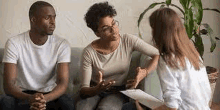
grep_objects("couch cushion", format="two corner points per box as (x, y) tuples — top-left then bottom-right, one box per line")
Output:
(67, 47), (84, 95)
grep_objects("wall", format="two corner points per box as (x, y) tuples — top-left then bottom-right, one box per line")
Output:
(0, 0), (219, 69)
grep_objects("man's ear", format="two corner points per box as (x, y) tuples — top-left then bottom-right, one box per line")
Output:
(31, 17), (36, 24)
(95, 32), (101, 38)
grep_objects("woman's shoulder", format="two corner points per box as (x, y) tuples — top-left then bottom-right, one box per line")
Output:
(83, 43), (94, 54)
(120, 33), (139, 44)
(121, 33), (138, 39)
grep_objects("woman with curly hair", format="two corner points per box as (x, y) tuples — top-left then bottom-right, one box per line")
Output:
(76, 2), (159, 110)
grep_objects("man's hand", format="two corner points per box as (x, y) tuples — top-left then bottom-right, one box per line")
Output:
(95, 71), (115, 92)
(126, 67), (148, 89)
(29, 93), (46, 110)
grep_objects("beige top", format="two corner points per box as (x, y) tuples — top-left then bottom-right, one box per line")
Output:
(80, 33), (159, 87)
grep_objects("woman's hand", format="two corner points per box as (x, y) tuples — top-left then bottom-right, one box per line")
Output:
(211, 102), (220, 110)
(135, 100), (144, 110)
(95, 71), (115, 92)
(126, 67), (148, 89)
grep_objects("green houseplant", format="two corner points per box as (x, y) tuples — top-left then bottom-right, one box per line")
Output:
(138, 0), (220, 58)
(137, 0), (220, 82)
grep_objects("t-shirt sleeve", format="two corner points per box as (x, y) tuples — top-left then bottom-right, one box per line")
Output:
(126, 34), (159, 57)
(2, 39), (18, 64)
(57, 40), (71, 63)
(80, 48), (93, 88)
(157, 58), (182, 108)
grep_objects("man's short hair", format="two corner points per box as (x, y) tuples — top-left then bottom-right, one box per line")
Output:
(29, 1), (53, 19)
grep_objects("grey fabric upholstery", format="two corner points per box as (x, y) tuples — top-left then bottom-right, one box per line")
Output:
(0, 48), (142, 99)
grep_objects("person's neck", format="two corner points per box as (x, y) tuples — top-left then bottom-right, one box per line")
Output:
(29, 30), (48, 46)
(98, 38), (119, 50)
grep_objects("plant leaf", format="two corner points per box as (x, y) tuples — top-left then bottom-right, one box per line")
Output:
(184, 8), (194, 39)
(203, 8), (220, 14)
(138, 2), (165, 27)
(180, 0), (190, 10)
(170, 3), (185, 15)
(160, 4), (166, 8)
(191, 0), (203, 25)
(137, 2), (165, 38)
(194, 33), (204, 57)
(202, 23), (216, 52)
(166, 0), (171, 7)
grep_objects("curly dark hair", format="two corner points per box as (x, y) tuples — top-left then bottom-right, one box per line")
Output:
(84, 2), (117, 33)
(29, 1), (53, 20)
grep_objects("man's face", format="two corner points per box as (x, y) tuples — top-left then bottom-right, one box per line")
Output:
(32, 6), (56, 35)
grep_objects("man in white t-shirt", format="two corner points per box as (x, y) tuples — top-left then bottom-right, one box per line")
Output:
(0, 1), (74, 110)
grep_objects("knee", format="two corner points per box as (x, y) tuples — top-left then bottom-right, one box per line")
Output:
(76, 96), (99, 110)
(76, 98), (92, 110)
(0, 95), (16, 109)
(56, 95), (74, 110)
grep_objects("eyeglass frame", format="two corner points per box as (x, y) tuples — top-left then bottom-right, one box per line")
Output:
(97, 20), (119, 34)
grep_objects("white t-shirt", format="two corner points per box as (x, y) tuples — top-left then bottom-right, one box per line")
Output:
(80, 33), (159, 87)
(157, 57), (211, 110)
(2, 31), (71, 92)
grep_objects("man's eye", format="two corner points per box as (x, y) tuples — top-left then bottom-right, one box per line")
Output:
(45, 17), (50, 20)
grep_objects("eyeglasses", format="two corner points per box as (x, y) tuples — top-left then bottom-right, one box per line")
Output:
(99, 20), (119, 34)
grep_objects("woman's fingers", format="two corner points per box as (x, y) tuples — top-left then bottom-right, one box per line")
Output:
(135, 100), (144, 110)
(136, 67), (141, 73)
(98, 71), (103, 83)
(126, 83), (134, 89)
(126, 79), (138, 89)
(98, 80), (115, 91)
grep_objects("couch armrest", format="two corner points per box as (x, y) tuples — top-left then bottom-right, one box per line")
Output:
(139, 54), (163, 101)
(0, 62), (4, 95)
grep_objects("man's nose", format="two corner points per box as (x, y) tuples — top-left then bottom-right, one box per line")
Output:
(50, 17), (55, 24)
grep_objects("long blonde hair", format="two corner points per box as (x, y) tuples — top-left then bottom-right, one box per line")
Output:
(149, 8), (202, 70)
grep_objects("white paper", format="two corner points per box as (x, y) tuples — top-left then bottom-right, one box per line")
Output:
(121, 89), (163, 109)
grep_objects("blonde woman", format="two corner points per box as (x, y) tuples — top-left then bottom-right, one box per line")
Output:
(150, 8), (211, 110)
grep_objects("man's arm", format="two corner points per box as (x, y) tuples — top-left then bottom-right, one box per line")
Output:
(3, 63), (31, 100)
(43, 63), (69, 102)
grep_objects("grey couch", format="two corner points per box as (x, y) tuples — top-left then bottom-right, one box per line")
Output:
(0, 47), (163, 101)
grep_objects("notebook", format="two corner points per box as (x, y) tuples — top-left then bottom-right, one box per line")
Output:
(120, 89), (163, 109)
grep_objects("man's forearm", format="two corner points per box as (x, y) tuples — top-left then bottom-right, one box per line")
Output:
(44, 80), (68, 102)
(4, 80), (31, 101)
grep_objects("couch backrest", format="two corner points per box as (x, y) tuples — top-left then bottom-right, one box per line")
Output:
(0, 48), (141, 95)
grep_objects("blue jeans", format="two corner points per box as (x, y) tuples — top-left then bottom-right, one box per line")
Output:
(0, 90), (74, 110)
(122, 101), (151, 110)
(76, 92), (129, 110)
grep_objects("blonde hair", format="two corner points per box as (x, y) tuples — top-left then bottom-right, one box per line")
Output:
(149, 8), (203, 70)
